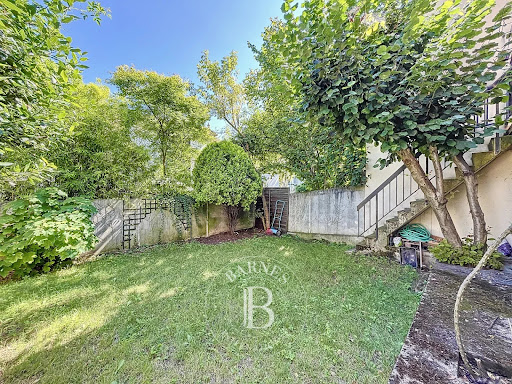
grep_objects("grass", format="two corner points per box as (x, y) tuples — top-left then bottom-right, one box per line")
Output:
(0, 236), (420, 384)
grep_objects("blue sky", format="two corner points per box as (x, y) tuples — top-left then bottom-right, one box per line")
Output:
(63, 0), (282, 86)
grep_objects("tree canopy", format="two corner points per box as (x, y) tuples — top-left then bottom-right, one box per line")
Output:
(243, 19), (367, 191)
(0, 0), (109, 199)
(275, 0), (511, 163)
(110, 66), (212, 192)
(272, 0), (512, 247)
(50, 83), (153, 198)
(197, 51), (246, 137)
(193, 141), (262, 209)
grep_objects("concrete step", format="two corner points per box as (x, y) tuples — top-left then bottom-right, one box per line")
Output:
(472, 151), (495, 170)
(410, 199), (428, 211)
(386, 217), (399, 225)
(488, 134), (512, 153)
(378, 225), (388, 235)
(443, 177), (461, 192)
(364, 231), (376, 239)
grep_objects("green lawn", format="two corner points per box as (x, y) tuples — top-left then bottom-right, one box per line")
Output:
(0, 236), (420, 384)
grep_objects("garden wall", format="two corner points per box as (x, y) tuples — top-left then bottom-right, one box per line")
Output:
(288, 188), (364, 244)
(91, 199), (255, 255)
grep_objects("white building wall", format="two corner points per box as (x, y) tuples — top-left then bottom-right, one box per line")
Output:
(414, 150), (512, 241)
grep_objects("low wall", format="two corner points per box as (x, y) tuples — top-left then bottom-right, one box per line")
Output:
(288, 188), (364, 244)
(91, 199), (255, 255)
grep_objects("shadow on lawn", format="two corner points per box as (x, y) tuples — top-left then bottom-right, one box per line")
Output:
(0, 238), (420, 384)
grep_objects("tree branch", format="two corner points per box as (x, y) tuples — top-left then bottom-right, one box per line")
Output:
(429, 145), (445, 202)
(453, 153), (487, 246)
(454, 223), (512, 378)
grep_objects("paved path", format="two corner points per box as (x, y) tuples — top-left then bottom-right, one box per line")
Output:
(390, 260), (512, 384)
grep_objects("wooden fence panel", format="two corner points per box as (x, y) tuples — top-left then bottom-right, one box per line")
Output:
(264, 187), (290, 233)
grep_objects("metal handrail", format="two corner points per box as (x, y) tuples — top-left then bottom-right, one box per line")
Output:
(357, 164), (407, 210)
(357, 84), (512, 240)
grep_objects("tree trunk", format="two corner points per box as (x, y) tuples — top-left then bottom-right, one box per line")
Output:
(162, 150), (167, 177)
(225, 205), (240, 233)
(262, 192), (270, 231)
(452, 154), (487, 247)
(454, 224), (512, 378)
(398, 148), (462, 248)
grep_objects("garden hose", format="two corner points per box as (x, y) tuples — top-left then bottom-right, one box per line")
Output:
(399, 224), (432, 242)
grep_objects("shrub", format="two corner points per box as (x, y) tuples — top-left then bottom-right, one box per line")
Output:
(431, 238), (504, 270)
(193, 141), (262, 232)
(0, 188), (97, 278)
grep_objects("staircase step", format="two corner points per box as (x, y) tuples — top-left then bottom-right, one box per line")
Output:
(488, 134), (512, 153)
(443, 178), (461, 192)
(472, 151), (495, 170)
(410, 199), (427, 207)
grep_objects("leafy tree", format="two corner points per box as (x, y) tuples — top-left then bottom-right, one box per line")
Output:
(0, 188), (97, 277)
(244, 19), (367, 191)
(110, 66), (211, 190)
(275, 0), (512, 247)
(197, 51), (247, 137)
(50, 83), (153, 198)
(0, 0), (109, 199)
(193, 141), (262, 232)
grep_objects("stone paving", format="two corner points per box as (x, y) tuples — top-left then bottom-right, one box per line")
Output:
(390, 259), (512, 384)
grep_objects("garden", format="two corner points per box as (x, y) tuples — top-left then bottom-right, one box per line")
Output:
(1, 0), (512, 383)
(0, 237), (419, 383)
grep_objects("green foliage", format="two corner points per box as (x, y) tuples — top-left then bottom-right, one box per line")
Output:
(244, 19), (367, 190)
(193, 141), (262, 210)
(109, 66), (211, 187)
(0, 188), (97, 277)
(197, 51), (246, 135)
(432, 239), (504, 270)
(0, 0), (109, 198)
(157, 193), (196, 239)
(274, 0), (512, 165)
(50, 83), (153, 198)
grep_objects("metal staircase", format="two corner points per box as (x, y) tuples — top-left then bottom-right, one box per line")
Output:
(357, 93), (512, 249)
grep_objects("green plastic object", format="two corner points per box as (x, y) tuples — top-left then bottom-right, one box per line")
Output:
(399, 224), (432, 242)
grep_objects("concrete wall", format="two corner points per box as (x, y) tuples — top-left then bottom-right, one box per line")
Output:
(92, 199), (124, 254)
(288, 188), (364, 244)
(413, 150), (512, 241)
(91, 199), (255, 255)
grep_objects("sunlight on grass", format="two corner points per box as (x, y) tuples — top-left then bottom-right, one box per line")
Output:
(0, 236), (420, 384)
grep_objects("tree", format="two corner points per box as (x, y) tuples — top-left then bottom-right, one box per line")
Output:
(193, 141), (262, 232)
(197, 51), (246, 137)
(49, 83), (153, 198)
(0, 0), (109, 199)
(110, 66), (211, 190)
(243, 19), (367, 191)
(275, 0), (512, 247)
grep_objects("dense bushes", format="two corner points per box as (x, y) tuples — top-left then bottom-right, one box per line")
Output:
(0, 188), (97, 277)
(432, 239), (504, 270)
(193, 141), (261, 232)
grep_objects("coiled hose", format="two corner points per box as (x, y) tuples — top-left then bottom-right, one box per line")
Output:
(399, 224), (432, 242)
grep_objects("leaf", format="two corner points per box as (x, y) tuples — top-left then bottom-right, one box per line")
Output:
(376, 45), (388, 55)
(0, 0), (24, 13)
